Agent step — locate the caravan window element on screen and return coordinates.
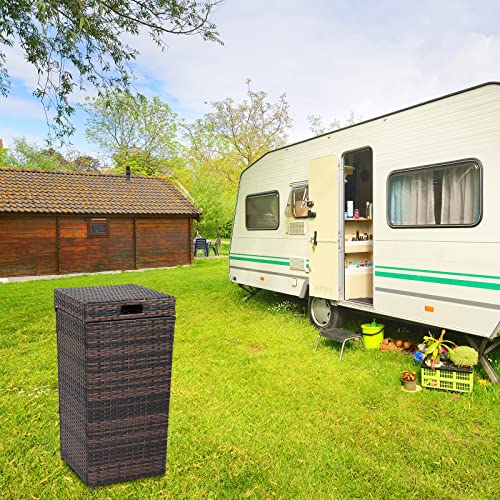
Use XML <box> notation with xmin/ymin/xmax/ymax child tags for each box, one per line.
<box><xmin>388</xmin><ymin>159</ymin><xmax>481</xmax><ymax>227</ymax></box>
<box><xmin>285</xmin><ymin>184</ymin><xmax>309</xmax><ymax>218</ymax></box>
<box><xmin>246</xmin><ymin>191</ymin><xmax>280</xmax><ymax>230</ymax></box>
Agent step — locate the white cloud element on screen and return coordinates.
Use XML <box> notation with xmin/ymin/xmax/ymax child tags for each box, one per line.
<box><xmin>0</xmin><ymin>95</ymin><xmax>47</xmax><ymax>120</ymax></box>
<box><xmin>69</xmin><ymin>84</ymin><xmax>100</xmax><ymax>104</ymax></box>
<box><xmin>2</xmin><ymin>44</ymin><xmax>40</xmax><ymax>92</ymax></box>
<box><xmin>127</xmin><ymin>0</ymin><xmax>500</xmax><ymax>140</ymax></box>
<box><xmin>0</xmin><ymin>126</ymin><xmax>45</xmax><ymax>148</ymax></box>
<box><xmin>2</xmin><ymin>40</ymin><xmax>100</xmax><ymax>107</ymax></box>
<box><xmin>2</xmin><ymin>0</ymin><xmax>500</xmax><ymax>146</ymax></box>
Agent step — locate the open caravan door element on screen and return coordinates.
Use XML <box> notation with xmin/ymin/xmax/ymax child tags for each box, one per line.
<box><xmin>307</xmin><ymin>155</ymin><xmax>340</xmax><ymax>327</ymax></box>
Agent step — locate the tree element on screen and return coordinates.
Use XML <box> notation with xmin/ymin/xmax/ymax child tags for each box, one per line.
<box><xmin>73</xmin><ymin>154</ymin><xmax>101</xmax><ymax>172</ymax></box>
<box><xmin>0</xmin><ymin>1</ymin><xmax>223</xmax><ymax>139</ymax></box>
<box><xmin>307</xmin><ymin>111</ymin><xmax>361</xmax><ymax>136</ymax></box>
<box><xmin>173</xmin><ymin>121</ymin><xmax>235</xmax><ymax>236</ymax></box>
<box><xmin>83</xmin><ymin>89</ymin><xmax>179</xmax><ymax>175</ymax></box>
<box><xmin>0</xmin><ymin>137</ymin><xmax>100</xmax><ymax>172</ymax></box>
<box><xmin>112</xmin><ymin>149</ymin><xmax>175</xmax><ymax>177</ymax></box>
<box><xmin>205</xmin><ymin>79</ymin><xmax>292</xmax><ymax>168</ymax></box>
<box><xmin>183</xmin><ymin>164</ymin><xmax>235</xmax><ymax>238</ymax></box>
<box><xmin>171</xmin><ymin>153</ymin><xmax>235</xmax><ymax>238</ymax></box>
<box><xmin>0</xmin><ymin>138</ymin><xmax>63</xmax><ymax>171</ymax></box>
<box><xmin>180</xmin><ymin>118</ymin><xmax>241</xmax><ymax>185</ymax></box>
<box><xmin>177</xmin><ymin>80</ymin><xmax>292</xmax><ymax>237</ymax></box>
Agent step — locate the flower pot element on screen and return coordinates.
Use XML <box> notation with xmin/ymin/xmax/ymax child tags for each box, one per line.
<box><xmin>402</xmin><ymin>379</ymin><xmax>417</xmax><ymax>392</ymax></box>
<box><xmin>424</xmin><ymin>358</ymin><xmax>443</xmax><ymax>369</ymax></box>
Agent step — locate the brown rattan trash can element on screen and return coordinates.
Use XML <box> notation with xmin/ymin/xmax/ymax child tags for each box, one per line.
<box><xmin>54</xmin><ymin>284</ymin><xmax>175</xmax><ymax>488</ymax></box>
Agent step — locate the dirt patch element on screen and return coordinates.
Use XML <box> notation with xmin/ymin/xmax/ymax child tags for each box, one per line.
<box><xmin>244</xmin><ymin>344</ymin><xmax>265</xmax><ymax>352</ymax></box>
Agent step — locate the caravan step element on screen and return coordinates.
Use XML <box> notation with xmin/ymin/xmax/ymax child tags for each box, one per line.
<box><xmin>318</xmin><ymin>327</ymin><xmax>361</xmax><ymax>343</ymax></box>
<box><xmin>315</xmin><ymin>327</ymin><xmax>363</xmax><ymax>360</ymax></box>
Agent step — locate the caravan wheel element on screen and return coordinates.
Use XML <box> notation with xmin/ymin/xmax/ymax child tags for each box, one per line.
<box><xmin>308</xmin><ymin>297</ymin><xmax>333</xmax><ymax>329</ymax></box>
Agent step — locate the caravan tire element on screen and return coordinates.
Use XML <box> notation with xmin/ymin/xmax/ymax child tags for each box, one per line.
<box><xmin>308</xmin><ymin>296</ymin><xmax>333</xmax><ymax>329</ymax></box>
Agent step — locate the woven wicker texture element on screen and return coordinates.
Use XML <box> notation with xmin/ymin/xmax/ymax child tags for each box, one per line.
<box><xmin>55</xmin><ymin>285</ymin><xmax>175</xmax><ymax>488</ymax></box>
<box><xmin>54</xmin><ymin>284</ymin><xmax>176</xmax><ymax>321</ymax></box>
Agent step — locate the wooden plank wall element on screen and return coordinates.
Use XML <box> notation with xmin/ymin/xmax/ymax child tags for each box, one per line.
<box><xmin>59</xmin><ymin>217</ymin><xmax>135</xmax><ymax>274</ymax></box>
<box><xmin>136</xmin><ymin>218</ymin><xmax>191</xmax><ymax>268</ymax></box>
<box><xmin>0</xmin><ymin>215</ymin><xmax>192</xmax><ymax>277</ymax></box>
<box><xmin>0</xmin><ymin>216</ymin><xmax>58</xmax><ymax>277</ymax></box>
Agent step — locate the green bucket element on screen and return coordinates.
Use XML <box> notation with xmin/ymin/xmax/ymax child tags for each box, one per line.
<box><xmin>361</xmin><ymin>321</ymin><xmax>385</xmax><ymax>350</ymax></box>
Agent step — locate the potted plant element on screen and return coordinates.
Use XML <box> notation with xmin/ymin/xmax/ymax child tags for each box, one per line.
<box><xmin>401</xmin><ymin>370</ymin><xmax>418</xmax><ymax>392</ymax></box>
<box><xmin>422</xmin><ymin>329</ymin><xmax>455</xmax><ymax>369</ymax></box>
<box><xmin>448</xmin><ymin>346</ymin><xmax>479</xmax><ymax>369</ymax></box>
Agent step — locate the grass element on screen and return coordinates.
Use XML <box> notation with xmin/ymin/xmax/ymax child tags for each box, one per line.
<box><xmin>0</xmin><ymin>258</ymin><xmax>499</xmax><ymax>499</ymax></box>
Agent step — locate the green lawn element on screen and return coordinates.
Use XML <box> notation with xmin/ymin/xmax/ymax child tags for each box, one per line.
<box><xmin>0</xmin><ymin>258</ymin><xmax>499</xmax><ymax>499</ymax></box>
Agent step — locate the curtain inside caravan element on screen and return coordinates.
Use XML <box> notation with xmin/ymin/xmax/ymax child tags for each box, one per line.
<box><xmin>390</xmin><ymin>171</ymin><xmax>436</xmax><ymax>225</ymax></box>
<box><xmin>440</xmin><ymin>163</ymin><xmax>481</xmax><ymax>224</ymax></box>
<box><xmin>389</xmin><ymin>161</ymin><xmax>480</xmax><ymax>226</ymax></box>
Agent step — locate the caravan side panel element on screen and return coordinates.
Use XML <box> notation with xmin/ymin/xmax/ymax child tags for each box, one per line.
<box><xmin>230</xmin><ymin>144</ymin><xmax>311</xmax><ymax>297</ymax></box>
<box><xmin>231</xmin><ymin>84</ymin><xmax>500</xmax><ymax>338</ymax></box>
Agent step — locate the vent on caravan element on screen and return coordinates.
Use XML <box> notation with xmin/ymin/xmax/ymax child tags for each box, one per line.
<box><xmin>289</xmin><ymin>257</ymin><xmax>307</xmax><ymax>272</ymax></box>
<box><xmin>287</xmin><ymin>221</ymin><xmax>306</xmax><ymax>235</ymax></box>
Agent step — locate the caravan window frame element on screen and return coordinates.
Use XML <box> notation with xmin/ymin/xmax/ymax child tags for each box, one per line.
<box><xmin>245</xmin><ymin>190</ymin><xmax>280</xmax><ymax>231</ymax></box>
<box><xmin>386</xmin><ymin>158</ymin><xmax>483</xmax><ymax>229</ymax></box>
<box><xmin>286</xmin><ymin>183</ymin><xmax>309</xmax><ymax>219</ymax></box>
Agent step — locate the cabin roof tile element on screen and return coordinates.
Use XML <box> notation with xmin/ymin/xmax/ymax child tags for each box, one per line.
<box><xmin>0</xmin><ymin>167</ymin><xmax>200</xmax><ymax>217</ymax></box>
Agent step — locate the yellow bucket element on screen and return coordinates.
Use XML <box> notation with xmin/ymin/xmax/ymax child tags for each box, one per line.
<box><xmin>361</xmin><ymin>322</ymin><xmax>385</xmax><ymax>349</ymax></box>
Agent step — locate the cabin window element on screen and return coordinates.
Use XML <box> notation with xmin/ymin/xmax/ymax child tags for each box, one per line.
<box><xmin>388</xmin><ymin>159</ymin><xmax>481</xmax><ymax>227</ymax></box>
<box><xmin>246</xmin><ymin>191</ymin><xmax>280</xmax><ymax>230</ymax></box>
<box><xmin>285</xmin><ymin>184</ymin><xmax>309</xmax><ymax>218</ymax></box>
<box><xmin>88</xmin><ymin>219</ymin><xmax>109</xmax><ymax>237</ymax></box>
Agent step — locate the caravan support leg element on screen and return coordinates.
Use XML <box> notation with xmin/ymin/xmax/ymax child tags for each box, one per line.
<box><xmin>238</xmin><ymin>285</ymin><xmax>260</xmax><ymax>302</ymax></box>
<box><xmin>465</xmin><ymin>335</ymin><xmax>500</xmax><ymax>384</ymax></box>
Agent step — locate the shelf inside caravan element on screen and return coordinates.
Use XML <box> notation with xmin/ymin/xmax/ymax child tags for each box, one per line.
<box><xmin>343</xmin><ymin>148</ymin><xmax>374</xmax><ymax>304</ymax></box>
<box><xmin>345</xmin><ymin>266</ymin><xmax>372</xmax><ymax>274</ymax></box>
<box><xmin>345</xmin><ymin>266</ymin><xmax>373</xmax><ymax>300</ymax></box>
<box><xmin>345</xmin><ymin>241</ymin><xmax>373</xmax><ymax>254</ymax></box>
<box><xmin>344</xmin><ymin>217</ymin><xmax>373</xmax><ymax>301</ymax></box>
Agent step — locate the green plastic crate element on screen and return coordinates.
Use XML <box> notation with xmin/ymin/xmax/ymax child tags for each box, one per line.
<box><xmin>421</xmin><ymin>365</ymin><xmax>473</xmax><ymax>393</ymax></box>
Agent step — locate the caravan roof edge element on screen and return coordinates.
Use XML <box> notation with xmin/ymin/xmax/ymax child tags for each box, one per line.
<box><xmin>240</xmin><ymin>81</ymin><xmax>500</xmax><ymax>179</ymax></box>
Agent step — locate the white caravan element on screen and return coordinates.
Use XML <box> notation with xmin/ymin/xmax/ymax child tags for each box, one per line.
<box><xmin>229</xmin><ymin>83</ymin><xmax>500</xmax><ymax>381</ymax></box>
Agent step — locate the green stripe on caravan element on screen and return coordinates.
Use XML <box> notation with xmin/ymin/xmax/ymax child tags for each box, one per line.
<box><xmin>230</xmin><ymin>253</ymin><xmax>310</xmax><ymax>268</ymax></box>
<box><xmin>375</xmin><ymin>265</ymin><xmax>500</xmax><ymax>281</ymax></box>
<box><xmin>230</xmin><ymin>252</ymin><xmax>289</xmax><ymax>261</ymax></box>
<box><xmin>230</xmin><ymin>253</ymin><xmax>289</xmax><ymax>266</ymax></box>
<box><xmin>375</xmin><ymin>271</ymin><xmax>500</xmax><ymax>291</ymax></box>
<box><xmin>230</xmin><ymin>256</ymin><xmax>289</xmax><ymax>266</ymax></box>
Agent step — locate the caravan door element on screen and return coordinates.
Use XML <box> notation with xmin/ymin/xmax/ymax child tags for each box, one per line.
<box><xmin>308</xmin><ymin>155</ymin><xmax>340</xmax><ymax>301</ymax></box>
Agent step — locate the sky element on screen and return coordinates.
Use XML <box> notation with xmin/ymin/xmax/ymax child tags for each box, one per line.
<box><xmin>1</xmin><ymin>0</ymin><xmax>500</xmax><ymax>158</ymax></box>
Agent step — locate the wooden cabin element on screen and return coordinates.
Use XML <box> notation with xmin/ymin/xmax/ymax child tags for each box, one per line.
<box><xmin>0</xmin><ymin>168</ymin><xmax>200</xmax><ymax>278</ymax></box>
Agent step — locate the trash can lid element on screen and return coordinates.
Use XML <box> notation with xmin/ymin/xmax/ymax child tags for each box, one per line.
<box><xmin>54</xmin><ymin>284</ymin><xmax>176</xmax><ymax>321</ymax></box>
<box><xmin>55</xmin><ymin>284</ymin><xmax>172</xmax><ymax>304</ymax></box>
